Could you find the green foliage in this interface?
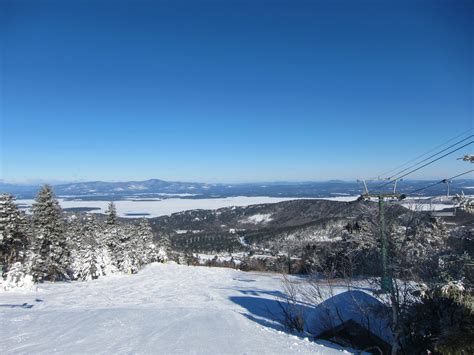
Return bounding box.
[404,282,474,354]
[31,185,69,281]
[106,202,117,225]
[0,193,29,274]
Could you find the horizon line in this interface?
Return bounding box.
[2,177,474,186]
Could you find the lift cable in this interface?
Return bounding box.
[370,129,473,181]
[409,169,474,195]
[372,140,473,191]
[383,135,472,181]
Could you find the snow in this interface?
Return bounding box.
[127,184,148,190]
[401,203,454,211]
[0,263,349,354]
[400,197,462,211]
[319,196,359,202]
[244,213,274,224]
[0,263,36,292]
[175,230,202,234]
[239,236,250,247]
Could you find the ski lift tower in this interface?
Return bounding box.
[358,179,406,293]
[458,154,474,163]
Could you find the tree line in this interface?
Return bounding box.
[0,185,170,289]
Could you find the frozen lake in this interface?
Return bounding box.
[16,194,462,218]
[15,196,343,218]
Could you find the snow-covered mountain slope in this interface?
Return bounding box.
[0,263,350,354]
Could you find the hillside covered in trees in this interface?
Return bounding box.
[0,186,170,290]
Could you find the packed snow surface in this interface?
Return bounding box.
[0,263,349,354]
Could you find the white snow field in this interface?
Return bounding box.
[0,263,351,354]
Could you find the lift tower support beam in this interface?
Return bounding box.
[360,192,406,293]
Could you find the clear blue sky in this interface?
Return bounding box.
[1,0,472,183]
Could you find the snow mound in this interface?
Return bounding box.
[1,263,36,292]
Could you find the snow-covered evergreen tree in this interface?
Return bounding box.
[156,230,172,263]
[77,243,100,280]
[22,250,42,282]
[133,219,157,266]
[69,215,118,280]
[1,190,162,286]
[0,261,35,291]
[116,224,140,274]
[69,216,94,280]
[31,185,70,281]
[106,202,118,225]
[0,193,29,274]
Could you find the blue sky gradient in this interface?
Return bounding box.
[1,0,473,183]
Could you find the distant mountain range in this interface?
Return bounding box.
[1,178,473,200]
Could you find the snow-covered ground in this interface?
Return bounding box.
[0,263,351,354]
[400,196,466,212]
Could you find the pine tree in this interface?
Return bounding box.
[69,215,93,280]
[1,261,35,291]
[156,230,172,263]
[69,215,118,280]
[31,185,70,281]
[78,243,100,280]
[117,224,140,273]
[0,193,29,275]
[134,219,156,265]
[102,219,121,270]
[106,202,117,225]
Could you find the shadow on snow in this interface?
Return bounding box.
[229,289,392,348]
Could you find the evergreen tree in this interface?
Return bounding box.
[0,193,29,274]
[117,224,140,273]
[156,230,172,263]
[1,261,35,291]
[31,185,69,281]
[102,219,121,270]
[92,215,118,276]
[134,219,156,265]
[69,215,118,280]
[106,202,117,225]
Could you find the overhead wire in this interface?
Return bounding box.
[370,128,473,181]
[409,169,474,195]
[372,140,473,191]
[385,135,472,180]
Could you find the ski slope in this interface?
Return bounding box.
[0,263,351,354]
